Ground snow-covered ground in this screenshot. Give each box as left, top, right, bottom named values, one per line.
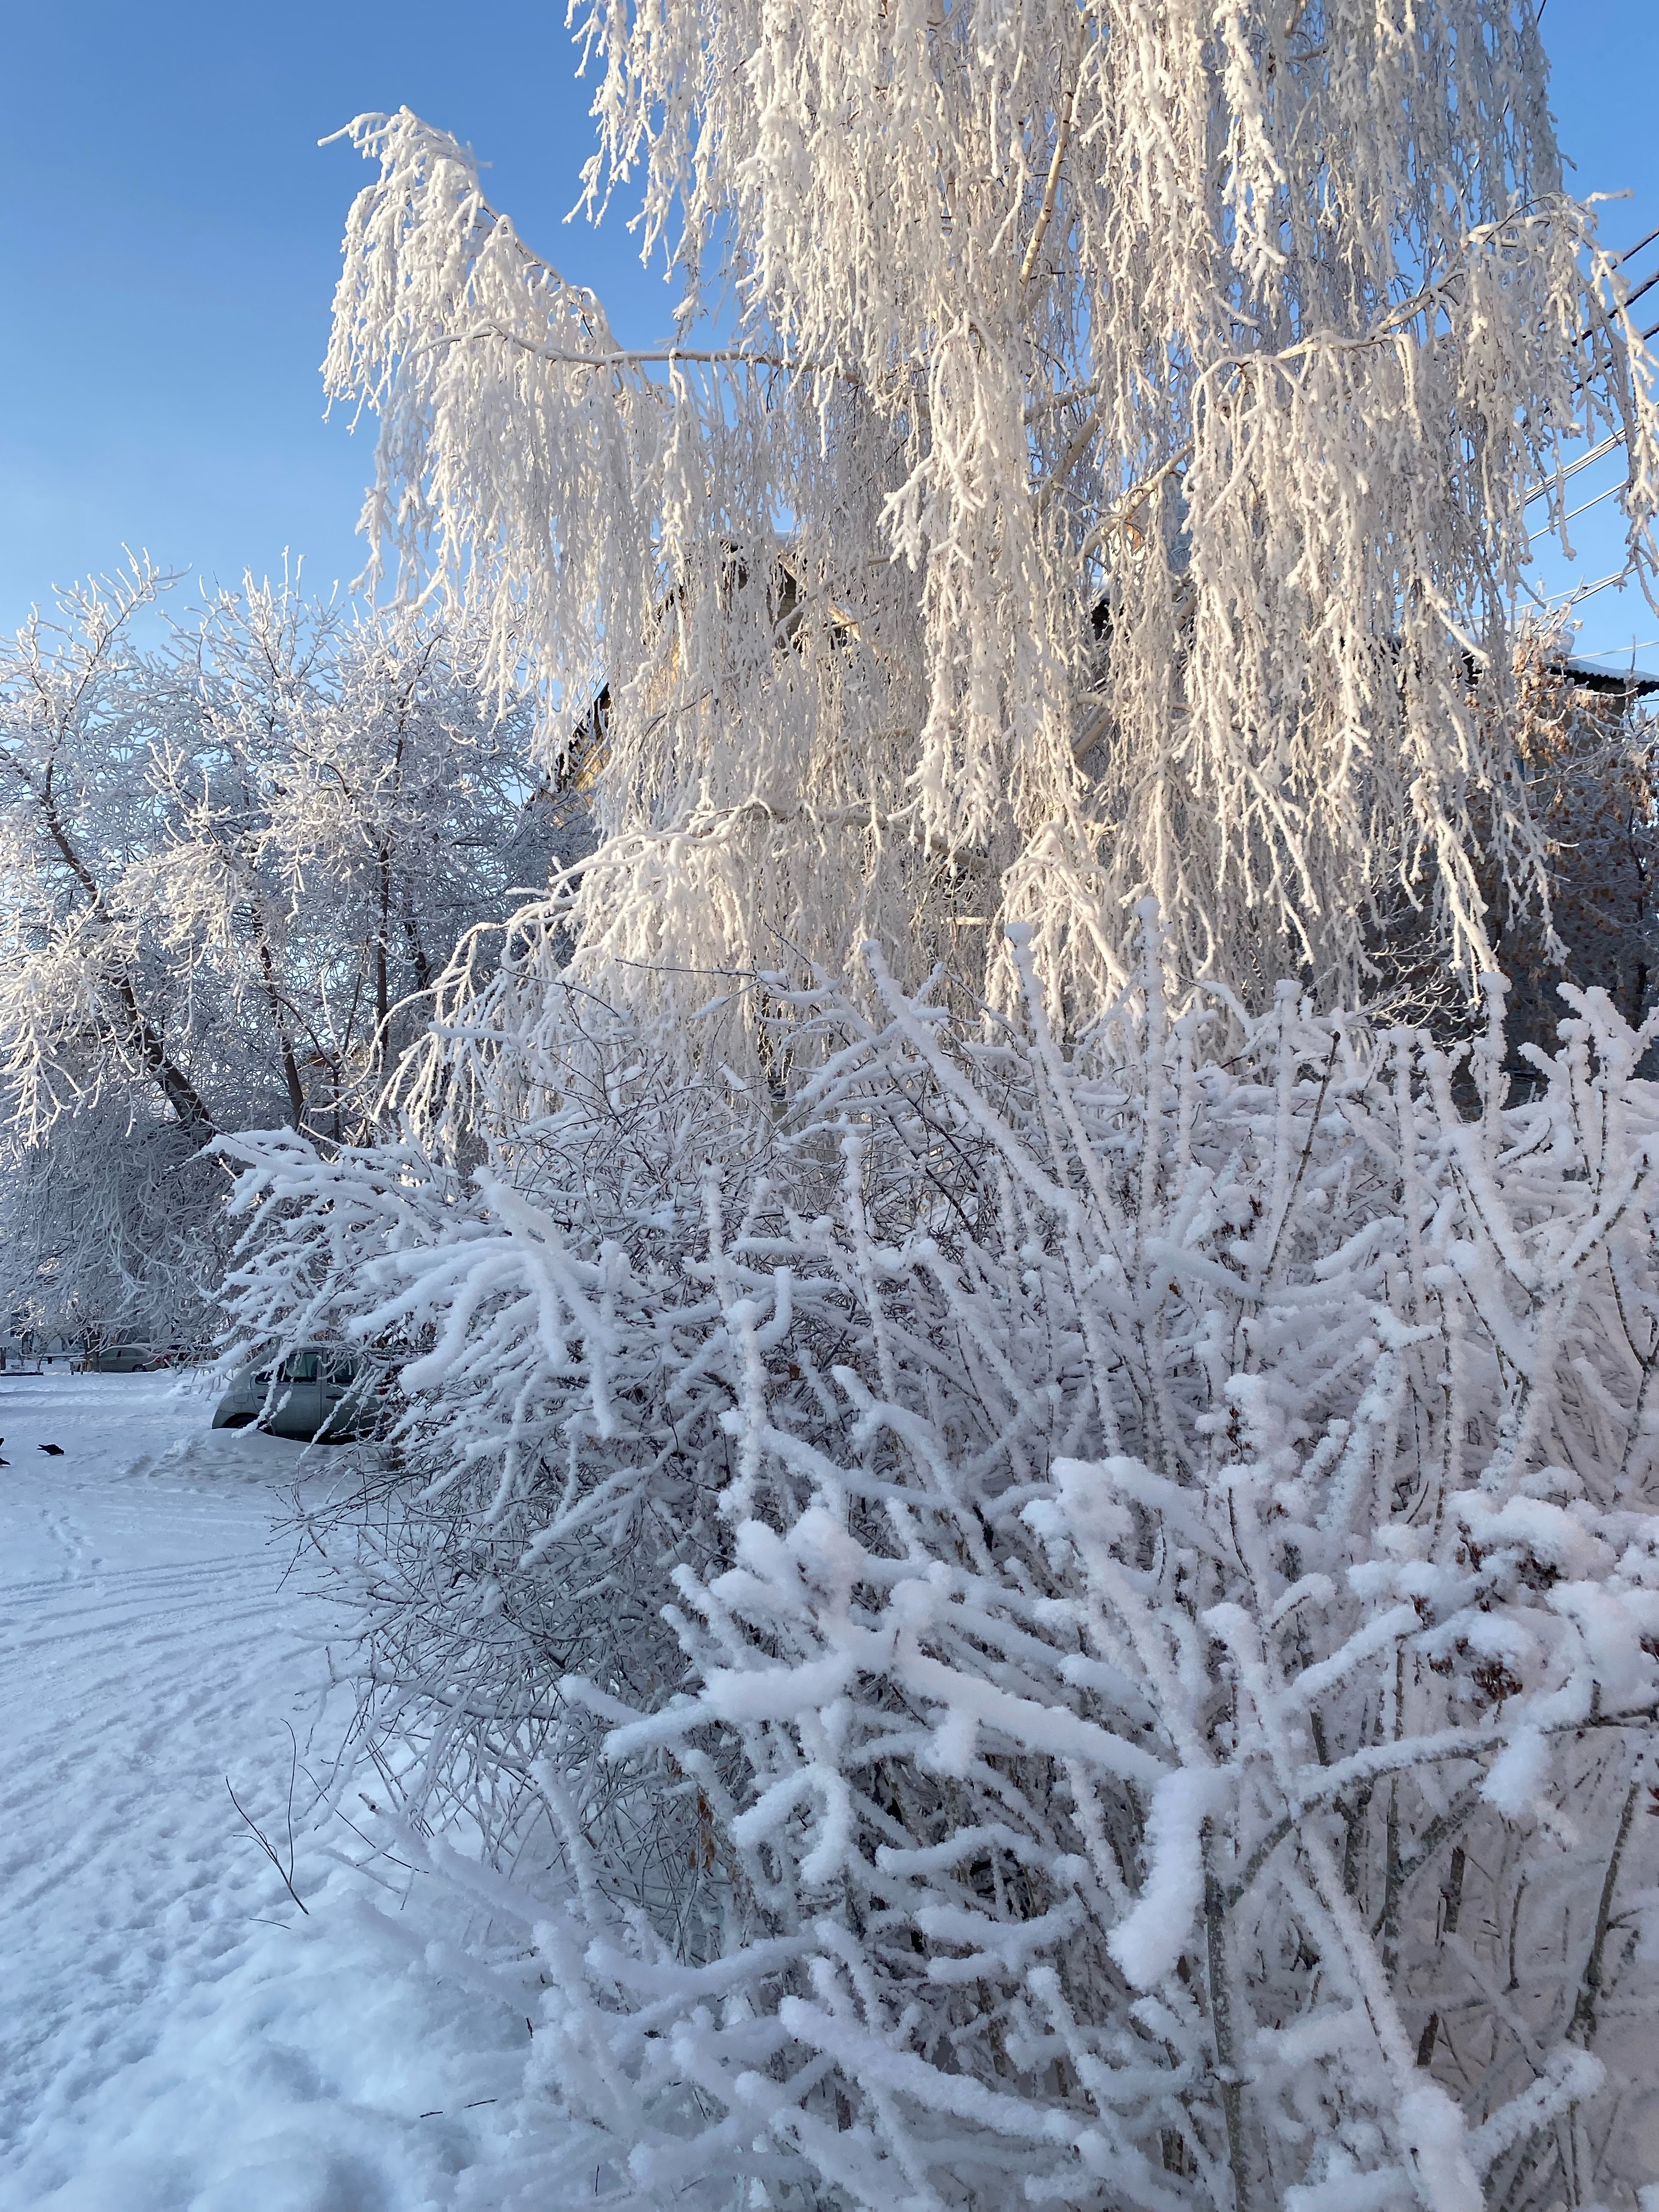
left=0, top=1373, right=566, bottom=2212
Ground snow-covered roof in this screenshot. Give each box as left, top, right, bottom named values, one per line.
left=1557, top=656, right=1659, bottom=698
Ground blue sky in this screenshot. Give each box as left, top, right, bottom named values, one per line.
left=0, top=2, right=670, bottom=629
left=2, top=3, right=1656, bottom=663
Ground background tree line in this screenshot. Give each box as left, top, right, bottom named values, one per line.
left=0, top=560, right=582, bottom=1348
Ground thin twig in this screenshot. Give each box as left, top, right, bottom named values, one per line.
left=1020, top=33, right=1088, bottom=286
left=225, top=1722, right=310, bottom=1914
left=1567, top=1780, right=1640, bottom=2046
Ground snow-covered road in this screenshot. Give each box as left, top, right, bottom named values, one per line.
left=0, top=1374, right=561, bottom=2212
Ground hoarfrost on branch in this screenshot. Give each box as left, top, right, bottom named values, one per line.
left=324, top=0, right=1659, bottom=1030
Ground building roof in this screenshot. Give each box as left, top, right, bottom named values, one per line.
left=1558, top=657, right=1659, bottom=699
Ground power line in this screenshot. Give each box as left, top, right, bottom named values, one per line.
left=1521, top=288, right=1659, bottom=510
left=1547, top=566, right=1640, bottom=612
left=1523, top=429, right=1629, bottom=508
left=1559, top=476, right=1627, bottom=529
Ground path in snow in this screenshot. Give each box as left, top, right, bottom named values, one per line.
left=0, top=1373, right=566, bottom=2212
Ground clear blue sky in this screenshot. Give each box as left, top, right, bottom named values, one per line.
left=0, top=2, right=669, bottom=628
left=2, top=3, right=1656, bottom=662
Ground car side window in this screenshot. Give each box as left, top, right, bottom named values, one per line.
left=323, top=1357, right=357, bottom=1387
left=281, top=1351, right=320, bottom=1383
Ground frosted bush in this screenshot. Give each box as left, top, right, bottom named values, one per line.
left=224, top=926, right=1659, bottom=2209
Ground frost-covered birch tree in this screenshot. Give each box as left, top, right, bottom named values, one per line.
left=326, top=0, right=1659, bottom=1034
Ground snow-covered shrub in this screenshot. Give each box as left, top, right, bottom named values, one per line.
left=1488, top=641, right=1659, bottom=1065
left=225, top=930, right=1659, bottom=2210
left=1, top=1094, right=227, bottom=1351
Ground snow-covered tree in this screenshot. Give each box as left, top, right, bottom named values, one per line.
left=325, top=1, right=1659, bottom=1037
left=0, top=562, right=567, bottom=1343
left=223, top=13, right=1659, bottom=2198
left=149, top=575, right=572, bottom=1135
left=1358, top=630, right=1659, bottom=1060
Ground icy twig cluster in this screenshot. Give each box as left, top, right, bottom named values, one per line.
left=226, top=927, right=1659, bottom=2209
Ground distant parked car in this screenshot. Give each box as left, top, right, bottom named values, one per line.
left=212, top=1346, right=382, bottom=1441
left=85, top=1341, right=163, bottom=1373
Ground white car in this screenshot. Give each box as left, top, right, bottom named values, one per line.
left=212, top=1346, right=380, bottom=1441
left=86, top=1341, right=162, bottom=1373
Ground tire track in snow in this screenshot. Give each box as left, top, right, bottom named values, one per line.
left=4, top=1550, right=282, bottom=1601
left=1, top=1587, right=308, bottom=1663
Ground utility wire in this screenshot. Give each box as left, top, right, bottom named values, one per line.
left=1560, top=477, right=1628, bottom=530
left=1521, top=289, right=1659, bottom=509
left=1523, top=430, right=1629, bottom=508
left=1547, top=566, right=1643, bottom=613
